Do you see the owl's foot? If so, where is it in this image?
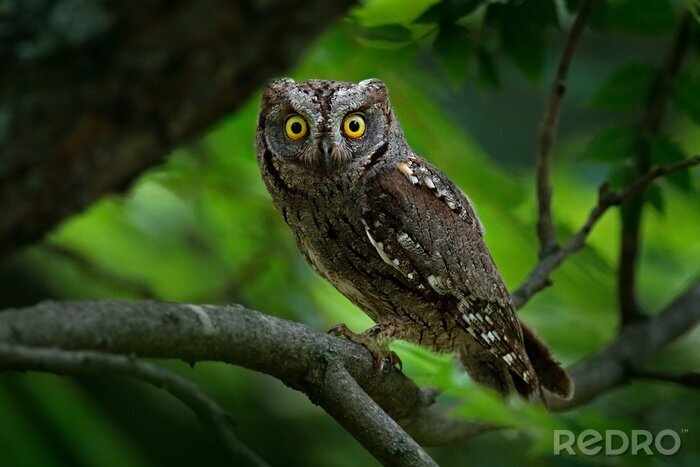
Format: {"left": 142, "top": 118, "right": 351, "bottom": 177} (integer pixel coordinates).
{"left": 328, "top": 323, "right": 402, "bottom": 374}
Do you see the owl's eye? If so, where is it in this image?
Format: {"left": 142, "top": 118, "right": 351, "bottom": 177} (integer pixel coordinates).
{"left": 342, "top": 114, "right": 365, "bottom": 138}
{"left": 285, "top": 115, "right": 308, "bottom": 140}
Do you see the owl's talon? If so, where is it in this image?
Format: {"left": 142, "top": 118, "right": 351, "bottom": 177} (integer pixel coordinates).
{"left": 369, "top": 350, "right": 400, "bottom": 375}
{"left": 328, "top": 323, "right": 353, "bottom": 338}
{"left": 328, "top": 322, "right": 401, "bottom": 374}
{"left": 389, "top": 350, "right": 403, "bottom": 371}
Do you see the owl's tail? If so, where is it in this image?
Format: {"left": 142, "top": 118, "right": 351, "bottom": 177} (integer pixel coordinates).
{"left": 458, "top": 321, "right": 573, "bottom": 402}
{"left": 519, "top": 321, "right": 573, "bottom": 401}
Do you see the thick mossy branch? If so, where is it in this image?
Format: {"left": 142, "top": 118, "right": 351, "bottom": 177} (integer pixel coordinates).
{"left": 0, "top": 0, "right": 356, "bottom": 253}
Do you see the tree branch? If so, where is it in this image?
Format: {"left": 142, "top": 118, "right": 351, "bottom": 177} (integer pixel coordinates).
{"left": 0, "top": 288, "right": 697, "bottom": 449}
{"left": 535, "top": 0, "right": 596, "bottom": 256}
{"left": 0, "top": 301, "right": 444, "bottom": 461}
{"left": 629, "top": 369, "right": 700, "bottom": 390}
{"left": 512, "top": 156, "right": 700, "bottom": 309}
{"left": 313, "top": 362, "right": 438, "bottom": 466}
{"left": 618, "top": 12, "right": 693, "bottom": 326}
{"left": 548, "top": 281, "right": 700, "bottom": 410}
{"left": 0, "top": 0, "right": 357, "bottom": 254}
{"left": 0, "top": 344, "right": 267, "bottom": 467}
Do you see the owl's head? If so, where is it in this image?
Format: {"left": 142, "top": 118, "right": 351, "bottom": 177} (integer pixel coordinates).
{"left": 257, "top": 78, "right": 403, "bottom": 181}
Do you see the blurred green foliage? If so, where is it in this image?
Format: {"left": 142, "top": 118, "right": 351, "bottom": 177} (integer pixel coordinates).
{"left": 2, "top": 0, "right": 700, "bottom": 466}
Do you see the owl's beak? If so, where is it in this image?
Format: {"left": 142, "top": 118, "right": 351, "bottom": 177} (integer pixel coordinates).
{"left": 319, "top": 136, "right": 335, "bottom": 173}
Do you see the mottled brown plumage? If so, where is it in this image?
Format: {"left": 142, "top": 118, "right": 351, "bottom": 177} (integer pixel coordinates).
{"left": 256, "top": 78, "right": 573, "bottom": 401}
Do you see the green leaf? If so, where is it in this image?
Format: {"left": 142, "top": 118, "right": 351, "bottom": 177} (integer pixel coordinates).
{"left": 433, "top": 22, "right": 473, "bottom": 84}
{"left": 357, "top": 24, "right": 413, "bottom": 42}
{"left": 589, "top": 0, "right": 676, "bottom": 35}
{"left": 486, "top": 0, "right": 558, "bottom": 81}
{"left": 607, "top": 164, "right": 636, "bottom": 190}
{"left": 589, "top": 63, "right": 656, "bottom": 111}
{"left": 673, "top": 74, "right": 700, "bottom": 124}
{"left": 415, "top": 0, "right": 483, "bottom": 24}
{"left": 645, "top": 183, "right": 666, "bottom": 214}
{"left": 582, "top": 125, "right": 637, "bottom": 163}
{"left": 650, "top": 136, "right": 692, "bottom": 191}
{"left": 684, "top": 0, "right": 700, "bottom": 23}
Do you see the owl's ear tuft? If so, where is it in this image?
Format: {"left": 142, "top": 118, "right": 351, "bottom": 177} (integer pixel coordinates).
{"left": 358, "top": 78, "right": 389, "bottom": 107}
{"left": 358, "top": 78, "right": 386, "bottom": 93}
{"left": 261, "top": 78, "right": 295, "bottom": 104}
{"left": 267, "top": 77, "right": 296, "bottom": 88}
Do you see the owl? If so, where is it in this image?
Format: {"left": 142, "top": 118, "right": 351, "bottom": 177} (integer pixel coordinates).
{"left": 256, "top": 78, "right": 573, "bottom": 402}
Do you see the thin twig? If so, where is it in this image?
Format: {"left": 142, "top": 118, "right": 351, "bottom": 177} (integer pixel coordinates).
{"left": 618, "top": 13, "right": 693, "bottom": 326}
{"left": 0, "top": 344, "right": 268, "bottom": 467}
{"left": 614, "top": 156, "right": 700, "bottom": 202}
{"left": 513, "top": 156, "right": 700, "bottom": 308}
{"left": 535, "top": 0, "right": 597, "bottom": 256}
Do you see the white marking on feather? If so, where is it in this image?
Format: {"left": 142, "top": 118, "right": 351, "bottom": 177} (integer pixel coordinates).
{"left": 466, "top": 326, "right": 478, "bottom": 338}
{"left": 427, "top": 274, "right": 446, "bottom": 293}
{"left": 485, "top": 315, "right": 494, "bottom": 325}
{"left": 424, "top": 176, "right": 435, "bottom": 189}
{"left": 361, "top": 219, "right": 399, "bottom": 270}
{"left": 407, "top": 272, "right": 415, "bottom": 280}
{"left": 522, "top": 370, "right": 531, "bottom": 383}
{"left": 392, "top": 258, "right": 400, "bottom": 266}
{"left": 461, "top": 313, "right": 469, "bottom": 322}
{"left": 410, "top": 175, "right": 419, "bottom": 185}
{"left": 491, "top": 330, "right": 500, "bottom": 340}
{"left": 502, "top": 352, "right": 515, "bottom": 365}
{"left": 397, "top": 162, "right": 414, "bottom": 182}
{"left": 446, "top": 200, "right": 456, "bottom": 210}
{"left": 185, "top": 304, "right": 215, "bottom": 335}
{"left": 482, "top": 331, "right": 498, "bottom": 343}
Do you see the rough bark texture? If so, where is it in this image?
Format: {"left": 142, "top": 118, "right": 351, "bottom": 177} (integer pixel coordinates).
{"left": 0, "top": 0, "right": 355, "bottom": 253}
{"left": 0, "top": 288, "right": 697, "bottom": 451}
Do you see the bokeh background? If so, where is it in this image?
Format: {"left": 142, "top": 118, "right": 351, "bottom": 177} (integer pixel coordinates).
{"left": 1, "top": 0, "right": 699, "bottom": 465}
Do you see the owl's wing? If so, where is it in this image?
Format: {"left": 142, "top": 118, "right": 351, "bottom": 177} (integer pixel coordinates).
{"left": 360, "top": 156, "right": 537, "bottom": 389}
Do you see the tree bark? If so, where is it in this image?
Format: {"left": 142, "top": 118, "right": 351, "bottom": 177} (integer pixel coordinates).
{"left": 1, "top": 287, "right": 697, "bottom": 448}
{"left": 0, "top": 0, "right": 355, "bottom": 253}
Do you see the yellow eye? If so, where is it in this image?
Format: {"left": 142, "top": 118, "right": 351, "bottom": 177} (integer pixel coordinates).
{"left": 285, "top": 115, "right": 307, "bottom": 140}
{"left": 343, "top": 114, "right": 365, "bottom": 138}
